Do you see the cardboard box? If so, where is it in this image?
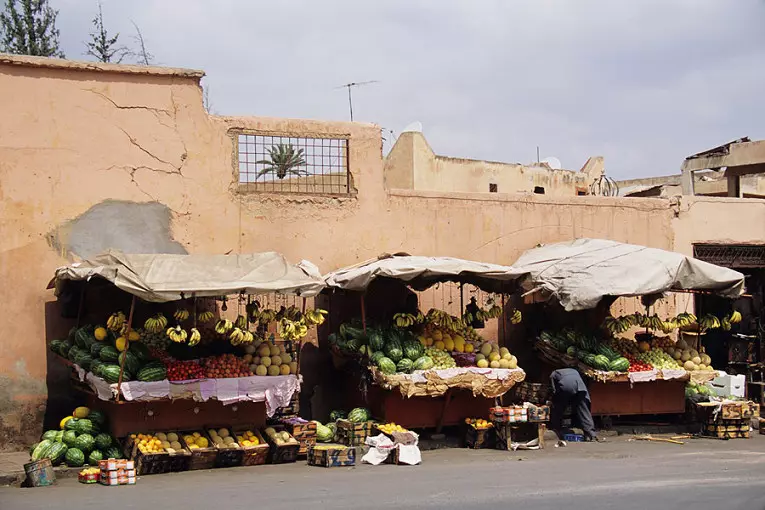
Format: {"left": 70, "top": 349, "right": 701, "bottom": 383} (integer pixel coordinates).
{"left": 99, "top": 459, "right": 135, "bottom": 471}
{"left": 709, "top": 374, "right": 746, "bottom": 398}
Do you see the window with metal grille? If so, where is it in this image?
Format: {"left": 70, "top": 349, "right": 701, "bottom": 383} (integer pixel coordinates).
{"left": 236, "top": 133, "right": 351, "bottom": 194}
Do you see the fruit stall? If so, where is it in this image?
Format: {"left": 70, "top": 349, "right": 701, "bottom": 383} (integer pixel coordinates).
{"left": 512, "top": 239, "right": 747, "bottom": 417}
{"left": 48, "top": 251, "right": 327, "bottom": 437}
{"left": 320, "top": 254, "right": 529, "bottom": 429}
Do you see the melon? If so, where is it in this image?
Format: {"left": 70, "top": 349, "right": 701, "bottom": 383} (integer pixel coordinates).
{"left": 683, "top": 360, "right": 696, "bottom": 371}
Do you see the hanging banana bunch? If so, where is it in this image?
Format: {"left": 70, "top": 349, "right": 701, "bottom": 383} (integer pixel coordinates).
{"left": 699, "top": 314, "right": 721, "bottom": 330}
{"left": 729, "top": 311, "right": 742, "bottom": 324}
{"left": 229, "top": 327, "right": 245, "bottom": 345}
{"left": 235, "top": 314, "right": 248, "bottom": 330}
{"left": 304, "top": 308, "right": 328, "bottom": 326}
{"left": 393, "top": 313, "right": 417, "bottom": 328}
{"left": 246, "top": 300, "right": 261, "bottom": 322}
{"left": 257, "top": 308, "right": 278, "bottom": 326}
{"left": 510, "top": 309, "right": 522, "bottom": 325}
{"left": 279, "top": 318, "right": 309, "bottom": 341}
{"left": 166, "top": 325, "right": 188, "bottom": 343}
{"left": 188, "top": 327, "right": 202, "bottom": 346}
{"left": 215, "top": 319, "right": 233, "bottom": 334}
{"left": 197, "top": 311, "right": 215, "bottom": 323}
{"left": 143, "top": 314, "right": 168, "bottom": 334}
{"left": 107, "top": 311, "right": 126, "bottom": 332}
{"left": 173, "top": 308, "right": 190, "bottom": 322}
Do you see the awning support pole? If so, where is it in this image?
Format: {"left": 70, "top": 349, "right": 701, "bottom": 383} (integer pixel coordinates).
{"left": 116, "top": 295, "right": 137, "bottom": 403}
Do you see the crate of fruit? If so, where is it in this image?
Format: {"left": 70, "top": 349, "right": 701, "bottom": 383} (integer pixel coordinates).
{"left": 124, "top": 433, "right": 171, "bottom": 475}
{"left": 232, "top": 426, "right": 269, "bottom": 466}
{"left": 205, "top": 426, "right": 245, "bottom": 468}
{"left": 263, "top": 426, "right": 300, "bottom": 464}
{"left": 336, "top": 419, "right": 373, "bottom": 447}
{"left": 307, "top": 444, "right": 357, "bottom": 468}
{"left": 463, "top": 419, "right": 495, "bottom": 449}
{"left": 151, "top": 431, "right": 192, "bottom": 472}
{"left": 278, "top": 418, "right": 317, "bottom": 455}
{"left": 178, "top": 430, "right": 217, "bottom": 470}
{"left": 513, "top": 382, "right": 552, "bottom": 404}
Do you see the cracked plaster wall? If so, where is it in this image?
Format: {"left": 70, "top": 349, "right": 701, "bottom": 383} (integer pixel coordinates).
{"left": 3, "top": 56, "right": 759, "bottom": 449}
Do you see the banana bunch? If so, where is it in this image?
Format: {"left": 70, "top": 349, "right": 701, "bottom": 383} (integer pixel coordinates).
{"left": 279, "top": 318, "right": 309, "bottom": 341}
{"left": 107, "top": 311, "right": 126, "bottom": 332}
{"left": 675, "top": 312, "right": 697, "bottom": 328}
{"left": 393, "top": 313, "right": 417, "bottom": 328}
{"left": 304, "top": 308, "right": 328, "bottom": 326}
{"left": 660, "top": 318, "right": 678, "bottom": 334}
{"left": 510, "top": 309, "right": 522, "bottom": 325}
{"left": 426, "top": 309, "right": 465, "bottom": 332}
{"left": 173, "top": 308, "right": 190, "bottom": 322}
{"left": 235, "top": 315, "right": 248, "bottom": 330}
{"left": 721, "top": 317, "right": 732, "bottom": 331}
{"left": 144, "top": 314, "right": 168, "bottom": 334}
{"left": 188, "top": 327, "right": 201, "bottom": 346}
{"left": 699, "top": 314, "right": 721, "bottom": 330}
{"left": 215, "top": 319, "right": 233, "bottom": 334}
{"left": 197, "top": 311, "right": 215, "bottom": 323}
{"left": 229, "top": 327, "right": 254, "bottom": 345}
{"left": 246, "top": 300, "right": 261, "bottom": 322}
{"left": 485, "top": 299, "right": 503, "bottom": 319}
{"left": 603, "top": 316, "right": 631, "bottom": 335}
{"left": 277, "top": 305, "right": 303, "bottom": 322}
{"left": 166, "top": 325, "right": 188, "bottom": 343}
{"left": 729, "top": 311, "right": 742, "bottom": 324}
{"left": 256, "top": 308, "right": 278, "bottom": 325}
{"left": 644, "top": 314, "right": 665, "bottom": 331}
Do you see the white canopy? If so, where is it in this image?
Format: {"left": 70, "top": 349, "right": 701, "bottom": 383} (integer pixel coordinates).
{"left": 513, "top": 239, "right": 745, "bottom": 311}
{"left": 323, "top": 254, "right": 526, "bottom": 293}
{"left": 52, "top": 250, "right": 325, "bottom": 302}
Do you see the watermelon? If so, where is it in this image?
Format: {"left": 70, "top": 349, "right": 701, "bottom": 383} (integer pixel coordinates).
{"left": 129, "top": 342, "right": 151, "bottom": 361}
{"left": 100, "top": 364, "right": 131, "bottom": 384}
{"left": 347, "top": 407, "right": 371, "bottom": 423}
{"left": 592, "top": 354, "right": 611, "bottom": 371}
{"left": 609, "top": 357, "right": 630, "bottom": 372}
{"left": 67, "top": 346, "right": 84, "bottom": 362}
{"left": 62, "top": 430, "right": 78, "bottom": 447}
{"left": 376, "top": 356, "right": 396, "bottom": 375}
{"left": 412, "top": 356, "right": 434, "bottom": 371}
{"left": 75, "top": 354, "right": 93, "bottom": 371}
{"left": 87, "top": 410, "right": 106, "bottom": 427}
{"left": 368, "top": 330, "right": 385, "bottom": 352}
{"left": 343, "top": 326, "right": 366, "bottom": 342}
{"left": 403, "top": 338, "right": 424, "bottom": 361}
{"left": 314, "top": 421, "right": 333, "bottom": 442}
{"left": 90, "top": 359, "right": 104, "bottom": 376}
{"left": 74, "top": 326, "right": 96, "bottom": 349}
{"left": 385, "top": 345, "right": 403, "bottom": 363}
{"left": 55, "top": 431, "right": 64, "bottom": 443}
{"left": 42, "top": 430, "right": 59, "bottom": 442}
{"left": 74, "top": 433, "right": 95, "bottom": 453}
{"left": 94, "top": 433, "right": 112, "bottom": 450}
{"left": 65, "top": 418, "right": 80, "bottom": 431}
{"left": 59, "top": 342, "right": 72, "bottom": 359}
{"left": 370, "top": 351, "right": 386, "bottom": 364}
{"left": 31, "top": 440, "right": 54, "bottom": 461}
{"left": 90, "top": 343, "right": 106, "bottom": 358}
{"left": 358, "top": 345, "right": 372, "bottom": 357}
{"left": 49, "top": 340, "right": 63, "bottom": 355}
{"left": 47, "top": 442, "right": 68, "bottom": 465}
{"left": 396, "top": 358, "right": 414, "bottom": 374}
{"left": 29, "top": 442, "right": 39, "bottom": 457}
{"left": 65, "top": 448, "right": 85, "bottom": 467}
{"left": 75, "top": 419, "right": 96, "bottom": 435}
{"left": 136, "top": 365, "right": 167, "bottom": 382}
{"left": 118, "top": 351, "right": 142, "bottom": 375}
{"left": 596, "top": 344, "right": 620, "bottom": 361}
{"left": 104, "top": 446, "right": 123, "bottom": 459}
{"left": 566, "top": 346, "right": 578, "bottom": 357}
{"left": 88, "top": 450, "right": 103, "bottom": 466}
{"left": 329, "top": 410, "right": 347, "bottom": 421}
{"left": 343, "top": 337, "right": 360, "bottom": 354}
{"left": 99, "top": 346, "right": 120, "bottom": 363}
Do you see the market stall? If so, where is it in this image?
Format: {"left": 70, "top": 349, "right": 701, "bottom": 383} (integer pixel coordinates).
{"left": 512, "top": 238, "right": 746, "bottom": 417}
{"left": 321, "top": 254, "right": 529, "bottom": 429}
{"left": 48, "top": 250, "right": 326, "bottom": 436}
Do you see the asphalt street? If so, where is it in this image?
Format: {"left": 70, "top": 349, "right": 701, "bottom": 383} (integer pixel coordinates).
{"left": 2, "top": 436, "right": 765, "bottom": 510}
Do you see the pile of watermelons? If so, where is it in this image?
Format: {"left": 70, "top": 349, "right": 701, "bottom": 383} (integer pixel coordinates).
{"left": 30, "top": 407, "right": 122, "bottom": 467}
{"left": 49, "top": 325, "right": 167, "bottom": 383}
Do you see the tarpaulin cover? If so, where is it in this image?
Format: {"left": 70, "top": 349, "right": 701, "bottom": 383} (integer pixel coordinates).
{"left": 52, "top": 250, "right": 325, "bottom": 301}
{"left": 513, "top": 238, "right": 745, "bottom": 311}
{"left": 324, "top": 254, "right": 526, "bottom": 293}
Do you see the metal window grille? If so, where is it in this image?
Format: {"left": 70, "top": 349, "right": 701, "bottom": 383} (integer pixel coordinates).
{"left": 693, "top": 244, "right": 765, "bottom": 268}
{"left": 237, "top": 133, "right": 350, "bottom": 194}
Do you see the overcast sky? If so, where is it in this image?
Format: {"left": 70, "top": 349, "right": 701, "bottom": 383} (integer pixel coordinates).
{"left": 52, "top": 1, "right": 765, "bottom": 179}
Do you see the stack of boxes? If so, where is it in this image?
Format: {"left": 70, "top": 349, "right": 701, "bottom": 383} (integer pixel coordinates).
{"left": 99, "top": 459, "right": 136, "bottom": 486}
{"left": 701, "top": 401, "right": 760, "bottom": 439}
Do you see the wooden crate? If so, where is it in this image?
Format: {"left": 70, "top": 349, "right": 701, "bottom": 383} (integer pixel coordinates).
{"left": 124, "top": 437, "right": 171, "bottom": 476}
{"left": 205, "top": 425, "right": 244, "bottom": 468}
{"left": 512, "top": 382, "right": 552, "bottom": 404}
{"left": 232, "top": 426, "right": 269, "bottom": 466}
{"left": 494, "top": 422, "right": 546, "bottom": 451}
{"left": 264, "top": 429, "right": 300, "bottom": 464}
{"left": 336, "top": 420, "right": 373, "bottom": 447}
{"left": 463, "top": 425, "right": 495, "bottom": 449}
{"left": 307, "top": 445, "right": 357, "bottom": 467}
{"left": 178, "top": 430, "right": 217, "bottom": 470}
{"left": 721, "top": 402, "right": 759, "bottom": 420}
{"left": 278, "top": 420, "right": 317, "bottom": 455}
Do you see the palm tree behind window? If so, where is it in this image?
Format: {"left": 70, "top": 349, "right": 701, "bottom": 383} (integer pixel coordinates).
{"left": 256, "top": 144, "right": 309, "bottom": 179}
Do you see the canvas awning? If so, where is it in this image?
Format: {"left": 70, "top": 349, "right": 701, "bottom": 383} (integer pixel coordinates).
{"left": 323, "top": 254, "right": 527, "bottom": 293}
{"left": 52, "top": 250, "right": 325, "bottom": 302}
{"left": 512, "top": 239, "right": 746, "bottom": 311}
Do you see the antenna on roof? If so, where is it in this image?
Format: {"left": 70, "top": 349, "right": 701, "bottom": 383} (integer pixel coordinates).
{"left": 335, "top": 81, "right": 379, "bottom": 121}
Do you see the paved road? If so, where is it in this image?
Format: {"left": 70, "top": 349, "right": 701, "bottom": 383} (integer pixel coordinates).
{"left": 3, "top": 436, "right": 765, "bottom": 510}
